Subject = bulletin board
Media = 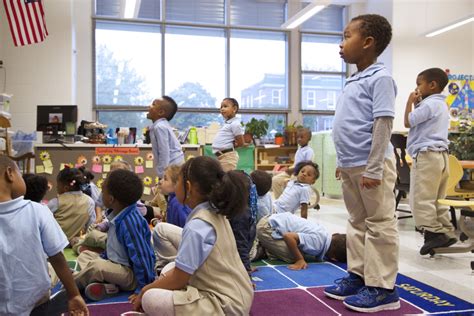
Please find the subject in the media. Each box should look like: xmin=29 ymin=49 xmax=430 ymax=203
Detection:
xmin=34 ymin=145 xmax=202 ymax=201
xmin=445 ymin=73 xmax=474 ymax=131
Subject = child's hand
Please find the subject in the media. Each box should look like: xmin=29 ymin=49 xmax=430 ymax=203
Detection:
xmin=408 ymin=89 xmax=422 ymax=105
xmin=288 ymin=259 xmax=308 ymax=270
xmin=335 ymin=168 xmax=341 ymax=180
xmin=131 ymin=292 xmax=144 ymax=312
xmin=360 ymin=176 xmax=381 ymax=189
xmin=68 ymin=294 xmax=89 ymax=316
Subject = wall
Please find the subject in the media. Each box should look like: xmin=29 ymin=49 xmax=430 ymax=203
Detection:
xmin=391 ymin=0 xmax=474 ymax=131
xmin=0 ymin=0 xmax=92 ymax=134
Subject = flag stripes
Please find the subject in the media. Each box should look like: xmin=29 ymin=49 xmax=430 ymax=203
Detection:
xmin=3 ymin=0 xmax=48 ymax=47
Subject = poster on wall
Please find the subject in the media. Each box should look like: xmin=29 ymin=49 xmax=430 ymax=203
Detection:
xmin=445 ymin=71 xmax=474 ymax=131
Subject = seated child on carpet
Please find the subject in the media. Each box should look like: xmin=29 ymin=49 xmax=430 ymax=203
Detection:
xmin=23 ymin=173 xmax=49 ymax=203
xmin=272 ymin=127 xmax=314 ymax=199
xmin=133 ymin=156 xmax=253 ymax=315
xmin=273 ymin=161 xmax=319 ymax=219
xmin=160 ymin=164 xmax=192 ymax=228
xmin=79 ymin=166 xmax=103 ymax=224
xmin=74 ymin=169 xmax=155 ymax=302
xmin=257 ymin=212 xmax=347 ymax=270
xmin=250 ymin=170 xmax=273 ymax=224
xmin=0 ymin=156 xmax=88 ymax=315
xmin=47 ymin=167 xmax=96 ymax=243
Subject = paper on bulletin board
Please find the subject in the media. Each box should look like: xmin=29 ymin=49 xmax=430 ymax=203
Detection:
xmin=36 ymin=165 xmax=45 ymax=173
xmin=143 ymin=186 xmax=151 ymax=195
xmin=135 ymin=165 xmax=144 ymax=174
xmin=102 ymin=173 xmax=107 ymax=179
xmin=92 ymin=164 xmax=102 ymax=173
xmin=145 ymin=160 xmax=153 ymax=169
xmin=43 ymin=159 xmax=53 ymax=168
xmin=103 ymin=164 xmax=111 ymax=172
xmin=44 ymin=166 xmax=53 ymax=174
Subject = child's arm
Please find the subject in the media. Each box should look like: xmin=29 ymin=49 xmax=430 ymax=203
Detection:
xmin=404 ymin=90 xmax=421 ymax=128
xmin=282 ymin=232 xmax=307 ymax=270
xmin=49 ymin=252 xmax=89 ymax=315
xmin=300 ymin=203 xmax=308 ymax=219
xmin=133 ymin=266 xmax=190 ymax=311
xmin=234 ymin=134 xmax=245 ymax=147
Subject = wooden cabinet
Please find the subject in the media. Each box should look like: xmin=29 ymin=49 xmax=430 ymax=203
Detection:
xmin=0 ymin=114 xmax=11 ymax=155
xmin=254 ymin=146 xmax=297 ymax=170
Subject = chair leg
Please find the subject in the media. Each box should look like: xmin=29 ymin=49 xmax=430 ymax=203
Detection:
xmin=449 ymin=206 xmax=457 ymax=229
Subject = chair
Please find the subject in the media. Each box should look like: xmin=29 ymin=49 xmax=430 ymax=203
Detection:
xmin=432 ymin=199 xmax=474 ymax=270
xmin=442 ymin=155 xmax=474 ymax=229
xmin=9 ymin=152 xmax=35 ymax=174
xmin=391 ymin=134 xmax=412 ymax=219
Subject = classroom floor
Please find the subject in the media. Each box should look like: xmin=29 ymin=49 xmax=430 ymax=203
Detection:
xmin=311 ymin=197 xmax=474 ymax=304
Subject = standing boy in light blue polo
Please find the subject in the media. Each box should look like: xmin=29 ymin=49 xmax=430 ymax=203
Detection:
xmin=324 ymin=14 xmax=400 ymax=313
xmin=147 ymin=96 xmax=185 ymax=178
xmin=212 ymin=97 xmax=245 ymax=172
xmin=404 ymin=68 xmax=456 ymax=255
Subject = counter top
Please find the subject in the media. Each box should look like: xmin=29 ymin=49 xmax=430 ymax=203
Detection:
xmin=34 ymin=143 xmax=201 ymax=148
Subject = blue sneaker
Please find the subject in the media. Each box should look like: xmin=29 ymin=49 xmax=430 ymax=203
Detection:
xmin=324 ymin=273 xmax=365 ymax=300
xmin=343 ymin=286 xmax=400 ymax=313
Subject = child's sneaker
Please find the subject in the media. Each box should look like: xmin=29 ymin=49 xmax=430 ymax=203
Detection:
xmin=324 ymin=273 xmax=365 ymax=300
xmin=85 ymin=282 xmax=119 ymax=301
xmin=420 ymin=231 xmax=451 ymax=255
xmin=343 ymin=286 xmax=400 ymax=313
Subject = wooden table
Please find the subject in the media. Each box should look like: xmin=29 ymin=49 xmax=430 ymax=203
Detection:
xmin=459 ymin=160 xmax=474 ymax=169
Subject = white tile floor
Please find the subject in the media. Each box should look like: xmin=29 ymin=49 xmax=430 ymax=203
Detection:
xmin=307 ymin=197 xmax=474 ymax=303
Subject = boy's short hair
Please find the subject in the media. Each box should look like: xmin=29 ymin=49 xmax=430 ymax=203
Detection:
xmin=250 ymin=170 xmax=272 ymax=196
xmin=352 ymin=14 xmax=392 ymax=56
xmin=165 ymin=164 xmax=181 ymax=185
xmin=418 ymin=68 xmax=449 ymax=91
xmin=0 ymin=155 xmax=16 ymax=172
xmin=297 ymin=127 xmax=312 ymax=140
xmin=105 ymin=169 xmax=143 ymax=206
xmin=329 ymin=233 xmax=347 ymax=263
xmin=22 ymin=173 xmax=48 ymax=203
xmin=223 ymin=97 xmax=239 ymax=112
xmin=110 ymin=160 xmax=132 ymax=171
xmin=293 ymin=160 xmax=320 ymax=180
xmin=162 ymin=95 xmax=178 ymax=121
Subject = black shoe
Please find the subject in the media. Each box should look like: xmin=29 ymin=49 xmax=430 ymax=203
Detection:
xmin=420 ymin=231 xmax=450 ymax=255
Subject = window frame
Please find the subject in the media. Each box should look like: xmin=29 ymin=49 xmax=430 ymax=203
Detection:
xmin=92 ymin=11 xmax=291 ymax=121
xmin=300 ymin=31 xmax=347 ymax=118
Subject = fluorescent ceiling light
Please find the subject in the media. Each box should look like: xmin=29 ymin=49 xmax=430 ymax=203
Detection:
xmin=425 ymin=15 xmax=474 ymax=37
xmin=282 ymin=0 xmax=331 ymax=29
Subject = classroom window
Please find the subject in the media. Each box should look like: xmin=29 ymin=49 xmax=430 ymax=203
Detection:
xmin=303 ymin=115 xmax=334 ymax=132
xmin=230 ymin=30 xmax=288 ymax=110
xmin=164 ymin=26 xmax=225 ymax=108
xmin=272 ymin=89 xmax=282 ymax=105
xmin=95 ymin=21 xmax=161 ymax=107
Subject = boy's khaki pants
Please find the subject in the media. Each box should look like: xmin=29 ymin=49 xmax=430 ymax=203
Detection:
xmin=217 ymin=151 xmax=239 ymax=172
xmin=272 ymin=172 xmax=292 ymax=200
xmin=409 ymin=151 xmax=454 ymax=235
xmin=153 ymin=222 xmax=182 ymax=270
xmin=74 ymin=250 xmax=136 ymax=291
xmin=256 ymin=215 xmax=294 ymax=263
xmin=340 ymin=157 xmax=399 ymax=289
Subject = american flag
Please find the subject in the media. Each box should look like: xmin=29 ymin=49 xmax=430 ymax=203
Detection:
xmin=3 ymin=0 xmax=48 ymax=47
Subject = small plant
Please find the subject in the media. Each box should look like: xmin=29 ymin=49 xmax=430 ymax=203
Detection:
xmin=275 ymin=132 xmax=283 ymax=137
xmin=245 ymin=118 xmax=269 ymax=139
xmin=449 ymin=125 xmax=474 ymax=160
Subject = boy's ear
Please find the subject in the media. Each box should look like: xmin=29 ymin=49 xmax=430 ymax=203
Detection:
xmin=429 ymin=80 xmax=438 ymax=90
xmin=4 ymin=166 xmax=15 ymax=183
xmin=362 ymin=36 xmax=375 ymax=51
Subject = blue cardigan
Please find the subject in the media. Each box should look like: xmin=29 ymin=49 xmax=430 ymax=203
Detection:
xmin=166 ymin=193 xmax=192 ymax=228
xmin=110 ymin=204 xmax=156 ymax=294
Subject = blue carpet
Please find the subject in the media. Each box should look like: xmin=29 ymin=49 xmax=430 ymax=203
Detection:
xmin=252 ymin=266 xmax=298 ymax=291
xmin=275 ymin=262 xmax=346 ymax=287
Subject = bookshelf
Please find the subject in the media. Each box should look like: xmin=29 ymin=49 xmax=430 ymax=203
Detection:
xmin=254 ymin=145 xmax=297 ymax=171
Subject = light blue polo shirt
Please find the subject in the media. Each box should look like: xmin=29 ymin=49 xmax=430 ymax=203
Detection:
xmin=106 ymin=209 xmax=130 ymax=267
xmin=0 ymin=197 xmax=68 ymax=315
xmin=332 ymin=63 xmax=397 ymax=168
xmin=268 ymin=212 xmax=331 ymax=260
xmin=175 ymin=202 xmax=217 ymax=275
xmin=212 ymin=116 xmax=244 ymax=152
xmin=257 ymin=192 xmax=273 ymax=223
xmin=294 ymin=145 xmax=314 ymax=166
xmin=407 ymin=94 xmax=449 ymax=157
xmin=150 ymin=118 xmax=185 ymax=178
xmin=273 ymin=180 xmax=311 ymax=214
